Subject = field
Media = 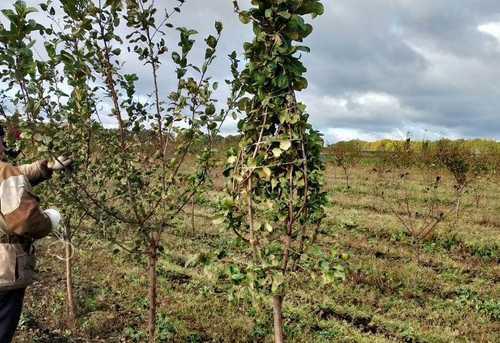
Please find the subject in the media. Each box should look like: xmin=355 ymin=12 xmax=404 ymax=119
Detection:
xmin=14 ymin=158 xmax=500 ymax=343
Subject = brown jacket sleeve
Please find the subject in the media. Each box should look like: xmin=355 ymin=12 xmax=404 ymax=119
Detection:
xmin=0 ymin=162 xmax=52 ymax=239
xmin=17 ymin=160 xmax=53 ymax=187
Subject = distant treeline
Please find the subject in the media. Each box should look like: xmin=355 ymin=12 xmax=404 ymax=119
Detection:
xmin=328 ymin=138 xmax=500 ymax=154
xmin=217 ymin=135 xmax=500 ymax=155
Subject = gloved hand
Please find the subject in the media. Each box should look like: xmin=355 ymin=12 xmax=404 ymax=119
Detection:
xmin=47 ymin=155 xmax=73 ymax=171
xmin=44 ymin=209 xmax=62 ymax=230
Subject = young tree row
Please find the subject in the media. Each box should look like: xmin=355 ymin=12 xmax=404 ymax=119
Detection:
xmin=0 ymin=0 xmax=330 ymax=341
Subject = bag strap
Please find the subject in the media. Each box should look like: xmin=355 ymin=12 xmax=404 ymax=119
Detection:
xmin=0 ymin=211 xmax=8 ymax=237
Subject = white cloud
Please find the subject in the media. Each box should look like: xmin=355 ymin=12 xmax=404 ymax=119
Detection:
xmin=324 ymin=128 xmax=384 ymax=143
xmin=355 ymin=92 xmax=400 ymax=108
xmin=478 ymin=22 xmax=500 ymax=43
xmin=323 ymin=125 xmax=461 ymax=144
xmin=300 ymin=91 xmax=421 ymax=125
xmin=299 ymin=90 xmax=466 ymax=143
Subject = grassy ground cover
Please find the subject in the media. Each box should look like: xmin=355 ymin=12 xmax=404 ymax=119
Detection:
xmin=14 ymin=162 xmax=499 ymax=342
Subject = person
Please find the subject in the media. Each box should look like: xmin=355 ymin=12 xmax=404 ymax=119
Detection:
xmin=0 ymin=126 xmax=72 ymax=342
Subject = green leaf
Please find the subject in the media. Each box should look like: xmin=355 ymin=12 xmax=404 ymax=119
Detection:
xmin=271 ymin=273 xmax=284 ymax=294
xmin=206 ymin=35 xmax=217 ymax=49
xmin=171 ymin=51 xmax=181 ymax=64
xmin=215 ymin=21 xmax=223 ymax=34
xmin=205 ymin=104 xmax=216 ymax=115
xmin=1 ymin=9 xmax=17 ymax=22
xmin=44 ymin=42 xmax=56 ymax=59
xmin=298 ymin=1 xmax=325 ymax=18
xmin=293 ymin=77 xmax=308 ymax=91
xmin=105 ymin=0 xmax=122 ymax=10
xmin=296 ymin=46 xmax=311 ymax=53
xmin=238 ymin=11 xmax=251 ymax=24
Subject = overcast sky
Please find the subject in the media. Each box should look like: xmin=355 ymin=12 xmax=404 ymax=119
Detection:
xmin=18 ymin=0 xmax=500 ymax=142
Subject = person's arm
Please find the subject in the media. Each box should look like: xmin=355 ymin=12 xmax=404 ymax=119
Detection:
xmin=0 ymin=164 xmax=52 ymax=239
xmin=17 ymin=160 xmax=52 ymax=187
xmin=18 ymin=156 xmax=72 ymax=187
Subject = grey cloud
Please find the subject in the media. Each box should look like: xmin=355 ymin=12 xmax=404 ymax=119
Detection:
xmin=299 ymin=0 xmax=500 ymax=141
xmin=17 ymin=0 xmax=500 ymax=141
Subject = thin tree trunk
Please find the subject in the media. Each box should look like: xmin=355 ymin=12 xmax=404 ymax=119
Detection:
xmin=454 ymin=187 xmax=465 ymax=220
xmin=191 ymin=196 xmax=195 ymax=234
xmin=455 ymin=197 xmax=461 ymax=219
xmin=148 ymin=233 xmax=159 ymax=343
xmin=65 ymin=239 xmax=76 ymax=328
xmin=272 ymin=295 xmax=284 ymax=343
xmin=247 ymin=180 xmax=259 ymax=261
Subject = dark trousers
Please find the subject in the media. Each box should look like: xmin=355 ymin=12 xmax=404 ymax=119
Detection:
xmin=0 ymin=288 xmax=25 ymax=343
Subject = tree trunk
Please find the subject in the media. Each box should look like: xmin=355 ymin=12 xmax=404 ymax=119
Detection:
xmin=65 ymin=239 xmax=76 ymax=328
xmin=148 ymin=233 xmax=159 ymax=343
xmin=344 ymin=168 xmax=349 ymax=189
xmin=454 ymin=187 xmax=465 ymax=220
xmin=455 ymin=197 xmax=461 ymax=219
xmin=272 ymin=295 xmax=285 ymax=343
xmin=247 ymin=180 xmax=259 ymax=262
xmin=191 ymin=196 xmax=195 ymax=234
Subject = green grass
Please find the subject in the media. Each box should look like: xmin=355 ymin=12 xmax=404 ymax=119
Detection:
xmin=14 ymin=163 xmax=499 ymax=342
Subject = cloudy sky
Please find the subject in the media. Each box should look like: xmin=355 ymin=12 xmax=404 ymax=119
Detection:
xmin=18 ymin=0 xmax=500 ymax=142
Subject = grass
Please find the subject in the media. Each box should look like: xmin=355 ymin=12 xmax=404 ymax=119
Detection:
xmin=14 ymin=161 xmax=499 ymax=342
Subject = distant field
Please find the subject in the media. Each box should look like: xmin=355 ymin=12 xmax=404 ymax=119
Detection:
xmin=15 ymin=160 xmax=499 ymax=342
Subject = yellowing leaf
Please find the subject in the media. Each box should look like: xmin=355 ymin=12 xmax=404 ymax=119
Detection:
xmin=296 ymin=178 xmax=305 ymax=187
xmin=280 ymin=140 xmax=292 ymax=151
xmin=265 ymin=200 xmax=274 ymax=209
xmin=271 ymin=178 xmax=279 ymax=189
xmin=212 ymin=217 xmax=225 ymax=225
xmin=227 ymin=155 xmax=237 ymax=164
xmin=264 ymin=222 xmax=273 ymax=232
xmin=33 ymin=133 xmax=43 ymax=142
xmin=279 ymin=111 xmax=290 ymax=123
xmin=262 ymin=166 xmax=272 ymax=180
xmin=272 ymin=148 xmax=282 ymax=157
xmin=247 ymin=158 xmax=257 ymax=168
